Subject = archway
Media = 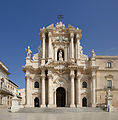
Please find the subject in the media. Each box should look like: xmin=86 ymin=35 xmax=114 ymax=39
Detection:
xmin=56 ymin=87 xmax=66 ymax=107
xmin=82 ymin=97 xmax=87 ymax=107
xmin=34 ymin=97 xmax=39 ymax=107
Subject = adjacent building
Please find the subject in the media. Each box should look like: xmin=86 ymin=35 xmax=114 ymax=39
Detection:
xmin=23 ymin=21 xmax=118 ymax=108
xmin=0 ymin=60 xmax=19 ymax=108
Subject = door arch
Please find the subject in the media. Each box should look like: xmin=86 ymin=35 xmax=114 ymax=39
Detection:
xmin=82 ymin=97 xmax=87 ymax=107
xmin=34 ymin=97 xmax=39 ymax=107
xmin=56 ymin=87 xmax=66 ymax=107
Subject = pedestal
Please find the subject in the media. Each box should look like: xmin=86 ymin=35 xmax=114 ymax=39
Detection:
xmin=11 ymin=96 xmax=19 ymax=112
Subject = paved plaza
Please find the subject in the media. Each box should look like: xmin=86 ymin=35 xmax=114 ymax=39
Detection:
xmin=0 ymin=111 xmax=118 ymax=120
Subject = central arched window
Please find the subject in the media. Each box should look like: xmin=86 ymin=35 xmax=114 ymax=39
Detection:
xmin=82 ymin=81 xmax=87 ymax=88
xmin=57 ymin=49 xmax=64 ymax=61
xmin=34 ymin=81 xmax=39 ymax=88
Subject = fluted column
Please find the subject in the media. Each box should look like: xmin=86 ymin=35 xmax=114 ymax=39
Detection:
xmin=76 ymin=70 xmax=81 ymax=107
xmin=48 ymin=32 xmax=52 ymax=62
xmin=25 ymin=70 xmax=31 ymax=106
xmin=70 ymin=33 xmax=74 ymax=62
xmin=54 ymin=46 xmax=57 ymax=61
xmin=47 ymin=70 xmax=55 ymax=107
xmin=64 ymin=46 xmax=68 ymax=61
xmin=92 ymin=73 xmax=96 ymax=107
xmin=70 ymin=70 xmax=75 ymax=107
xmin=76 ymin=34 xmax=81 ymax=65
xmin=40 ymin=70 xmax=46 ymax=107
xmin=41 ymin=33 xmax=46 ymax=65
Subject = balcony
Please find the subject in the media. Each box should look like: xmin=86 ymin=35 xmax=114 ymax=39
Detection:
xmin=0 ymin=87 xmax=12 ymax=95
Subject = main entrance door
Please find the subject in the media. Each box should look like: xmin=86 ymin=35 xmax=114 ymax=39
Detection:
xmin=34 ymin=97 xmax=39 ymax=107
xmin=56 ymin=87 xmax=66 ymax=107
xmin=82 ymin=97 xmax=87 ymax=107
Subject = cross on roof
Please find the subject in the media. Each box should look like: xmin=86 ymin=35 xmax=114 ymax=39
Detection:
xmin=58 ymin=15 xmax=64 ymax=22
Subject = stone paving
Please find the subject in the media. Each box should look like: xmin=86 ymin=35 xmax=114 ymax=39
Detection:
xmin=0 ymin=110 xmax=118 ymax=120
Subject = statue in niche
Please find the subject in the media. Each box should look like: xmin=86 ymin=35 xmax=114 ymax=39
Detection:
xmin=59 ymin=50 xmax=63 ymax=61
xmin=25 ymin=46 xmax=32 ymax=58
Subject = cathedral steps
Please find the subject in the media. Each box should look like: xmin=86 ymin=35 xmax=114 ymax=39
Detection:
xmin=17 ymin=107 xmax=105 ymax=113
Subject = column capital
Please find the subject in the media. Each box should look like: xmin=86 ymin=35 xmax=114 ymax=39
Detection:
xmin=42 ymin=33 xmax=46 ymax=38
xmin=70 ymin=74 xmax=75 ymax=79
xmin=48 ymin=32 xmax=52 ymax=37
xmin=76 ymin=33 xmax=80 ymax=39
xmin=70 ymin=32 xmax=74 ymax=38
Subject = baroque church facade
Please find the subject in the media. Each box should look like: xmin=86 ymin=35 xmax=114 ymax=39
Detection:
xmin=23 ymin=21 xmax=118 ymax=108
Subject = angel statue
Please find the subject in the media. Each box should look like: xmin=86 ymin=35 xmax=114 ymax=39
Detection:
xmin=25 ymin=46 xmax=32 ymax=58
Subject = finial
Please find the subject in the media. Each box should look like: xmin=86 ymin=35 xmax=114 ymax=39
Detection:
xmin=57 ymin=14 xmax=64 ymax=22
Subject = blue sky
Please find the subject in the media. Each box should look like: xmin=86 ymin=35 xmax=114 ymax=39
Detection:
xmin=0 ymin=0 xmax=118 ymax=89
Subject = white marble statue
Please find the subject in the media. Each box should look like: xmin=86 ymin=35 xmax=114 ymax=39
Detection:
xmin=25 ymin=46 xmax=32 ymax=58
xmin=59 ymin=50 xmax=63 ymax=61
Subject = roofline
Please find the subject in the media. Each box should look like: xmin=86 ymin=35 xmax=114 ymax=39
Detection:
xmin=8 ymin=79 xmax=18 ymax=87
xmin=0 ymin=61 xmax=10 ymax=75
xmin=95 ymin=56 xmax=118 ymax=59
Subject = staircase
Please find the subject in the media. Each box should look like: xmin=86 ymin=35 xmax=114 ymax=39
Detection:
xmin=17 ymin=107 xmax=105 ymax=113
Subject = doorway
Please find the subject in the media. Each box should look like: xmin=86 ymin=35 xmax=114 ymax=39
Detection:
xmin=34 ymin=97 xmax=39 ymax=107
xmin=56 ymin=87 xmax=66 ymax=107
xmin=82 ymin=97 xmax=87 ymax=107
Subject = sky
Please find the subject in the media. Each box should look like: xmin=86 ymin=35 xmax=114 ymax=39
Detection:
xmin=0 ymin=0 xmax=118 ymax=89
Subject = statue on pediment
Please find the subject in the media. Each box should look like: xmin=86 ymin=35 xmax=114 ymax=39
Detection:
xmin=25 ymin=46 xmax=32 ymax=58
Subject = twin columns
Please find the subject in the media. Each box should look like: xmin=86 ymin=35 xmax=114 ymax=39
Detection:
xmin=41 ymin=31 xmax=81 ymax=64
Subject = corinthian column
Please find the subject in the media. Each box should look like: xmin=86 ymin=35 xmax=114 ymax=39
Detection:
xmin=40 ymin=70 xmax=46 ymax=107
xmin=47 ymin=70 xmax=54 ymax=107
xmin=70 ymin=33 xmax=74 ymax=62
xmin=76 ymin=70 xmax=81 ymax=107
xmin=41 ymin=33 xmax=46 ymax=65
xmin=70 ymin=70 xmax=75 ymax=107
xmin=76 ymin=34 xmax=81 ymax=65
xmin=25 ymin=70 xmax=31 ymax=107
xmin=48 ymin=32 xmax=52 ymax=62
xmin=54 ymin=45 xmax=57 ymax=61
xmin=64 ymin=46 xmax=68 ymax=61
xmin=92 ymin=73 xmax=96 ymax=107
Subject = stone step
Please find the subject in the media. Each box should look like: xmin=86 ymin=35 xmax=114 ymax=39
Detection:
xmin=17 ymin=107 xmax=105 ymax=113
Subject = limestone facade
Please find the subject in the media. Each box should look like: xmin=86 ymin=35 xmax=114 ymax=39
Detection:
xmin=0 ymin=61 xmax=19 ymax=108
xmin=23 ymin=21 xmax=118 ymax=108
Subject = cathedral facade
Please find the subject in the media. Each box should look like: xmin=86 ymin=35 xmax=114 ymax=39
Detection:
xmin=23 ymin=22 xmax=118 ymax=108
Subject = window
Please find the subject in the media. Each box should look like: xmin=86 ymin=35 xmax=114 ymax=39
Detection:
xmin=107 ymin=80 xmax=112 ymax=89
xmin=106 ymin=62 xmax=112 ymax=68
xmin=34 ymin=81 xmax=39 ymax=88
xmin=82 ymin=81 xmax=87 ymax=88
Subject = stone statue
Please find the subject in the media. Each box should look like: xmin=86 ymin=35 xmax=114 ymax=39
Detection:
xmin=59 ymin=50 xmax=63 ymax=61
xmin=92 ymin=49 xmax=96 ymax=57
xmin=25 ymin=46 xmax=32 ymax=58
